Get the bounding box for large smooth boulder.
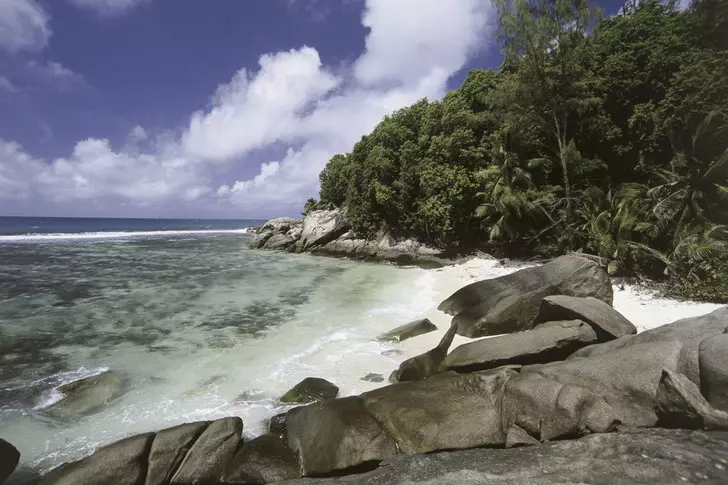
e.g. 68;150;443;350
295;210;351;252
534;295;637;341
170;417;242;485
268;413;288;439
376;318;437;343
700;333;728;411
45;371;124;419
263;233;295;251
362;368;516;455
441;320;598;373
655;369;728;430
438;255;613;338
285;397;398;476
502;370;620;441
389;324;457;383
38;433;155;485
280;378;339;404
281;428;728;485
222;433;299;484
0;439;20;485
520;308;728;431
570;307;728;384
250;230;273;250
145;421;210;485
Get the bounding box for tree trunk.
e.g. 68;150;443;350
560;146;572;221
553;111;572;222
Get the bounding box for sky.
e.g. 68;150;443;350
0;0;629;219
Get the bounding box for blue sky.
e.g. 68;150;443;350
0;0;626;219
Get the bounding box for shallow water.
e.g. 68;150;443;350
0;232;442;473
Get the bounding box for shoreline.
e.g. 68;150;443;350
19;251;728;485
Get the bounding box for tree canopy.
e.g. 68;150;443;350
311;0;728;302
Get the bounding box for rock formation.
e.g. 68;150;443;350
250;209;448;267
44;371;124;420
438;254;614;337
0;439;20;485
279;378;339;404
376;318;437;343
441;319;598;373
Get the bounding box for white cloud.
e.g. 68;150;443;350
354;0;490;87
0;0;50;53
27;60;89;91
0;0;494;217
0;75;18;93
68;0;151;16
0;139;46;199
127;125;148;144
182;47;339;163
38;138;209;205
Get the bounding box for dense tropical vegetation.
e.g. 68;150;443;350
308;0;728;302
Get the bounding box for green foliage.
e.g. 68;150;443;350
302;198;335;216
678;254;728;303
307;0;728;299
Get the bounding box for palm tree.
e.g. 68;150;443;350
475;146;554;240
650;113;728;237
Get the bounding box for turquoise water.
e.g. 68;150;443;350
0;224;438;477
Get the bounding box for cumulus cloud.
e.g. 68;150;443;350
0;0;51;53
38;138;210;205
354;0;490;87
0;139;46;199
68;0;151;16
182;47;339;163
0;0;493;217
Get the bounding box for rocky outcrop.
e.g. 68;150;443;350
249;218;301;250
285;397;398;476
222;433;299;484
389;324;457;383
438;255;613;337
0;439;20;485
441;320;598;373
295;210;351;252
268;413;288;440
363;368;515;455
45;371;124;419
38;433;155;485
314;231;448;268
534;295;637;341
699;333;728;411
376;318;437;343
530;307;728;430
655;369;728;430
250;209;449;267
360;373;385;383
145;421;210;485
281;428;728;485
280;378;339;404
170;417;242;485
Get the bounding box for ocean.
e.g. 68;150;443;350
0;216;453;475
